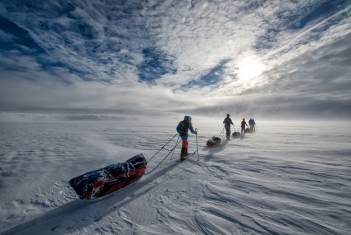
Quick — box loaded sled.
[206,136,222,147]
[245,127,254,133]
[232,131,241,138]
[69,154,147,200]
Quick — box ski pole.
[195,128,199,161]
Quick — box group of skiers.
[223,114,256,139]
[176,115,256,160]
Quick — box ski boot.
[180,147,188,161]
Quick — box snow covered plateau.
[0,112,350,235]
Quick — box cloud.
[0,0,350,118]
[183,59,232,89]
[255,0,350,49]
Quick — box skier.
[223,114,234,140]
[176,115,197,161]
[249,118,256,132]
[241,118,248,134]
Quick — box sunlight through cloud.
[236,54,266,82]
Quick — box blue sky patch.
[0,15,44,53]
[255,0,351,50]
[290,0,349,30]
[184,59,231,88]
[137,47,177,83]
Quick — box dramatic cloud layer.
[0,0,350,118]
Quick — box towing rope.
[145,130,201,174]
[145,136,180,175]
[147,133,178,163]
[219,126,225,138]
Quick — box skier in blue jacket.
[176,115,197,160]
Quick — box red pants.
[181,140,188,156]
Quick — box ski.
[180,151,196,161]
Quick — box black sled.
[206,136,222,147]
[232,131,241,138]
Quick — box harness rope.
[147,133,178,163]
[219,126,226,138]
[145,136,180,175]
[145,129,200,174]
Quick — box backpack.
[177,120,189,135]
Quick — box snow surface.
[0,113,350,235]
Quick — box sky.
[0,0,351,119]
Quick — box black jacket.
[223,117,233,128]
[241,121,248,128]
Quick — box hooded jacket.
[176,116,196,136]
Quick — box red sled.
[69,154,147,199]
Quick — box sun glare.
[237,55,265,81]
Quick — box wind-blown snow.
[0,114,350,234]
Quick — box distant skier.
[249,118,256,132]
[176,115,197,161]
[241,118,248,134]
[223,114,234,140]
